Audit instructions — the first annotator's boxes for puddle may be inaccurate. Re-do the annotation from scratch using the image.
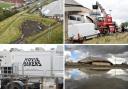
[65,68,88,80]
[65,68,128,89]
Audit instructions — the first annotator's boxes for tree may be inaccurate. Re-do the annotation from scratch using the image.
[121,22,128,27]
[120,21,128,32]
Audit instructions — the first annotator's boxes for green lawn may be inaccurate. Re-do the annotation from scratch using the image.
[0,10,63,44]
[0,2,14,9]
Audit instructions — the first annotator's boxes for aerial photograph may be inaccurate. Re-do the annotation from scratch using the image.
[65,45,128,89]
[65,0,128,44]
[0,44,63,89]
[0,0,63,44]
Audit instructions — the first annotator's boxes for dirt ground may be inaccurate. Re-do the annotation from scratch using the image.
[21,20,47,37]
[65,77,128,89]
[12,20,47,44]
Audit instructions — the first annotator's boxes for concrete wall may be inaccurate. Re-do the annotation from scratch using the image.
[92,62,111,66]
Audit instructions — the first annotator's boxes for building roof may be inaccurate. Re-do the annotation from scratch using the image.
[65,0,83,6]
[65,0,91,12]
[79,56,112,64]
[41,0,63,16]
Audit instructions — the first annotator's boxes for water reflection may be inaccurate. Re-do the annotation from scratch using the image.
[107,69,128,81]
[65,68,128,89]
[65,68,128,81]
[65,68,88,80]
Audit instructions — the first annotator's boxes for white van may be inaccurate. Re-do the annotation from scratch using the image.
[68,15,84,24]
[68,23,100,41]
[68,15,100,41]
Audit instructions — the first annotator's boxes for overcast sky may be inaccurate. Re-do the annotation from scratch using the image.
[75,0,128,25]
[0,44,59,51]
[65,45,128,63]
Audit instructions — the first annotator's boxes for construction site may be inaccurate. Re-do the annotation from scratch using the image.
[65,0,128,44]
[0,45,64,89]
[0,0,63,44]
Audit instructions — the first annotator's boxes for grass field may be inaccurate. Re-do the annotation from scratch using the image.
[25,23,63,44]
[84,32,128,44]
[0,9,63,44]
[0,0,63,44]
[0,2,14,9]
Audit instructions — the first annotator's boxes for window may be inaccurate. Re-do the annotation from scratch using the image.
[97,17,104,21]
[1,67,13,77]
[69,16,76,20]
[77,17,81,21]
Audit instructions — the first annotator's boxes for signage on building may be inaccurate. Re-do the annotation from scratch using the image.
[23,58,42,66]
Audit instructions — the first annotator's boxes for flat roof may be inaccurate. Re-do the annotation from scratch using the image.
[41,0,63,16]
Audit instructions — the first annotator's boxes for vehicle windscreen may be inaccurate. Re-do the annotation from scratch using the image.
[69,16,76,20]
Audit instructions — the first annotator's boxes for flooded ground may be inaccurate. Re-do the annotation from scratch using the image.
[65,68,128,89]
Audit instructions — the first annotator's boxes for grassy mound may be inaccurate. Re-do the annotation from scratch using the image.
[0,11,57,43]
[25,23,63,44]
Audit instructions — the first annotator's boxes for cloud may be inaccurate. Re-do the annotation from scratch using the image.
[65,51,71,58]
[65,45,128,60]
[75,0,128,24]
[115,52,128,58]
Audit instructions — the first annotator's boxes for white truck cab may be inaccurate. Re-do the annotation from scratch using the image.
[68,14,100,42]
[68,15,85,24]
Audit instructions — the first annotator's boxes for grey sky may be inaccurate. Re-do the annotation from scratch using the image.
[65,45,128,59]
[75,0,128,25]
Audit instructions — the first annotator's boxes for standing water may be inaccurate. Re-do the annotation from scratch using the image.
[65,68,128,89]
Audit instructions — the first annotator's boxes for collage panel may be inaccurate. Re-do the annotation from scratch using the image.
[65,45,128,89]
[0,44,64,89]
[65,0,128,44]
[1,0,128,89]
[0,0,63,44]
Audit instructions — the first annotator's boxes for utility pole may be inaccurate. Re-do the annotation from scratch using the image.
[48,25,52,41]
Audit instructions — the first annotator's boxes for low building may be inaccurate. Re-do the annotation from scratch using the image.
[41,0,63,21]
[65,0,90,14]
[78,56,113,66]
[91,60,112,66]
[1,0,24,6]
